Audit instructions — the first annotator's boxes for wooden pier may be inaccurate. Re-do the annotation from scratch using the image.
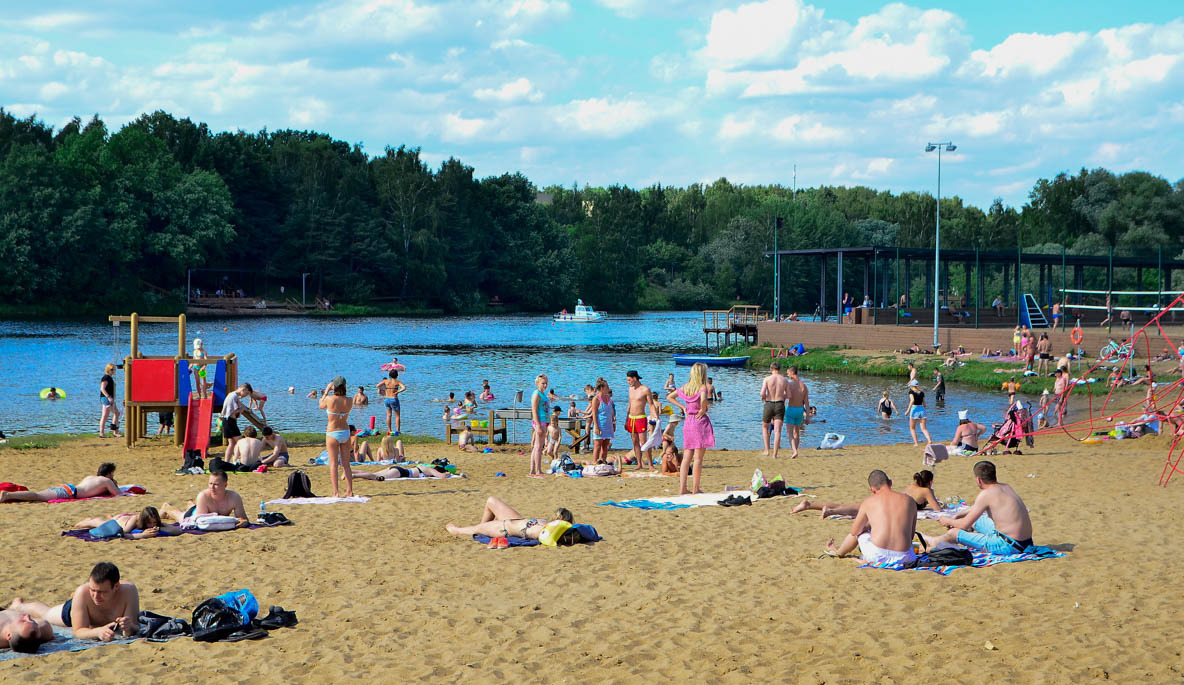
[701,305,766,351]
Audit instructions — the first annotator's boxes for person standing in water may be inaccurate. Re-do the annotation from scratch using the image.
[667,362,714,495]
[529,374,551,476]
[319,376,354,498]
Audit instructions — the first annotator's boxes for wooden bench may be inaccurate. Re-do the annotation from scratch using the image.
[443,410,506,445]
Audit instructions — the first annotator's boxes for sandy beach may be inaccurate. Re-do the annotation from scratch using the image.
[2,431,1182,683]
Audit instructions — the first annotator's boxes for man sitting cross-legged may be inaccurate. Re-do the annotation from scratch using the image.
[160,470,250,529]
[12,562,139,642]
[823,469,918,564]
[0,462,121,503]
[921,460,1034,554]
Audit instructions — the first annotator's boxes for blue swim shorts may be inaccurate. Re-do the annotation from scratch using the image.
[785,406,805,426]
[384,397,400,411]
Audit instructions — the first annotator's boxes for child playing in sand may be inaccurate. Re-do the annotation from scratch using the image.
[659,443,682,475]
[458,425,477,452]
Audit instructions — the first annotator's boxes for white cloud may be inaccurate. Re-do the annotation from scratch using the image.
[473,77,541,103]
[699,0,826,70]
[289,97,330,126]
[441,112,491,141]
[552,97,659,138]
[962,32,1089,78]
[771,114,844,144]
[38,81,68,100]
[718,113,755,139]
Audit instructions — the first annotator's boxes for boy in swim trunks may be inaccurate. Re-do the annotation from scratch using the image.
[260,426,289,466]
[0,462,121,502]
[625,370,660,470]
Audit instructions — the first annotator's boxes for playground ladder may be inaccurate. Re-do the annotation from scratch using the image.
[1021,293,1049,328]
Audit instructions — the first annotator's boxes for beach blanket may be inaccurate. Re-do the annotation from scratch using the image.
[47,485,147,504]
[0,626,136,661]
[472,535,539,547]
[599,491,752,509]
[266,496,369,505]
[621,471,671,478]
[859,546,1064,575]
[61,524,268,543]
[826,505,969,521]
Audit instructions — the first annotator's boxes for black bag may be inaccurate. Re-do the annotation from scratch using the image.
[137,610,191,640]
[910,548,974,568]
[192,599,244,642]
[559,455,581,473]
[282,470,315,499]
[181,450,204,471]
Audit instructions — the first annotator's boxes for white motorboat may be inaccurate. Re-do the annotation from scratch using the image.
[553,300,606,323]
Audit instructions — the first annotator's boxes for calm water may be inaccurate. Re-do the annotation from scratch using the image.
[0,312,1016,448]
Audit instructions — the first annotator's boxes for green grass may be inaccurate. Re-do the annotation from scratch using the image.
[0,433,93,450]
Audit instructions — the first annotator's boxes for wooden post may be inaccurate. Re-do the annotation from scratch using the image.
[129,312,139,359]
[124,355,133,449]
[178,313,187,358]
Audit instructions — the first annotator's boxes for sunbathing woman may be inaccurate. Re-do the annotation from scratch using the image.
[72,506,181,540]
[445,496,572,540]
[905,470,941,511]
[354,464,452,480]
[790,499,859,519]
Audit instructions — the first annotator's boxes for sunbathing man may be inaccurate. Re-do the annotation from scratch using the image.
[259,426,289,466]
[0,462,120,503]
[445,496,573,540]
[823,470,918,564]
[921,460,1034,554]
[354,463,453,480]
[161,471,250,529]
[0,601,54,653]
[13,562,140,642]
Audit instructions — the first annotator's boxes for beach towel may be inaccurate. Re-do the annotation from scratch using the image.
[0,626,137,661]
[265,496,369,505]
[472,535,539,547]
[46,485,147,504]
[600,492,751,509]
[62,525,268,542]
[859,546,1063,575]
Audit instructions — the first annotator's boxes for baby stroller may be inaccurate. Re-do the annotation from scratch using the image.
[984,402,1035,455]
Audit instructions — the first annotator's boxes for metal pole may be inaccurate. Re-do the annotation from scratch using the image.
[975,248,980,329]
[774,217,781,320]
[187,270,191,306]
[1107,246,1113,336]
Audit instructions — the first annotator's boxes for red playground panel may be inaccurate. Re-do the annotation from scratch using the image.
[130,359,176,403]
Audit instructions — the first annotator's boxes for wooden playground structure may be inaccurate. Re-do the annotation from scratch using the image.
[111,313,264,450]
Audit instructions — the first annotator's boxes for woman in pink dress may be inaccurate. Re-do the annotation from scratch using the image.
[666,362,714,495]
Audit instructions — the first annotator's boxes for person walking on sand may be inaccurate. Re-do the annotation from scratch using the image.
[760,361,789,457]
[529,374,551,476]
[625,370,659,470]
[823,470,917,563]
[784,366,810,458]
[99,363,121,438]
[906,380,932,446]
[320,376,354,498]
[377,370,406,436]
[668,362,714,495]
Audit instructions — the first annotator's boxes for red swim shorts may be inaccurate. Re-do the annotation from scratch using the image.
[625,416,648,434]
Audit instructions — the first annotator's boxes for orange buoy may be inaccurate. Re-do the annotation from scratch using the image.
[1070,327,1083,345]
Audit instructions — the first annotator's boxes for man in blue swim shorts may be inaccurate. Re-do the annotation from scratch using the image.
[784,366,810,459]
[921,460,1036,554]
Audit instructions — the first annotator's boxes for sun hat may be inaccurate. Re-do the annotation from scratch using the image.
[957,410,969,420]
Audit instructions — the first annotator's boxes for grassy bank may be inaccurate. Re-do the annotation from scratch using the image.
[0,432,443,450]
[0,433,93,450]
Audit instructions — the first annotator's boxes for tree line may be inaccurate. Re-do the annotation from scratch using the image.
[1,108,1182,316]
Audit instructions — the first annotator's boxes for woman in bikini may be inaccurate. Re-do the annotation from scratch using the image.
[445,496,572,540]
[319,376,354,498]
[354,464,452,481]
[72,507,182,540]
[905,469,941,511]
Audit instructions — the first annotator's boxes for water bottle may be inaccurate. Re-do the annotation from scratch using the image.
[259,500,266,518]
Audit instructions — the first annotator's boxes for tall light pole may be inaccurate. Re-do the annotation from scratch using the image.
[302,272,311,308]
[925,141,957,350]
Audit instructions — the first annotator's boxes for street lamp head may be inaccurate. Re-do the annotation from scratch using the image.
[924,144,936,152]
[945,144,957,152]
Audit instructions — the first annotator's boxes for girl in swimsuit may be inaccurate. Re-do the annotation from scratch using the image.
[445,496,573,540]
[905,470,941,511]
[73,507,182,540]
[529,374,550,476]
[877,391,896,419]
[319,377,355,498]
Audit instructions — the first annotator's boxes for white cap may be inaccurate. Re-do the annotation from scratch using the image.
[957,410,969,420]
[908,380,919,386]
[1042,389,1050,395]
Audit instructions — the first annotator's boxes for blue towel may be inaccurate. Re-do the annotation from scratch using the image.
[860,546,1064,575]
[0,626,136,661]
[472,534,539,547]
[597,499,692,510]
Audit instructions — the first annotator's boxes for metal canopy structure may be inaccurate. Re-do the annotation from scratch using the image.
[762,245,1184,331]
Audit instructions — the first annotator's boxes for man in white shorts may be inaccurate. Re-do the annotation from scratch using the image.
[825,470,917,564]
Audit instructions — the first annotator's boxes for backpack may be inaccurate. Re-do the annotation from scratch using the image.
[908,548,974,568]
[282,470,315,499]
[192,598,246,642]
[559,455,581,473]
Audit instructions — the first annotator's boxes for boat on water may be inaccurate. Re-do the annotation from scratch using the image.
[554,300,606,323]
[672,354,750,367]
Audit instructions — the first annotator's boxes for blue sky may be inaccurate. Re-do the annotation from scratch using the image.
[1,0,1182,208]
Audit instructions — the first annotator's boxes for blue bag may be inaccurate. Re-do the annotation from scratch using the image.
[89,519,124,539]
[213,589,259,626]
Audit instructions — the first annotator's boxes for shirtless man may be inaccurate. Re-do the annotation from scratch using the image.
[352,386,369,407]
[949,410,987,453]
[259,426,289,466]
[784,366,810,458]
[0,462,120,502]
[624,370,660,471]
[0,602,53,653]
[161,471,250,529]
[376,370,406,436]
[1036,333,1052,375]
[1052,369,1071,426]
[1050,302,1062,330]
[13,562,139,641]
[760,361,789,458]
[230,426,263,468]
[824,470,917,564]
[921,461,1035,554]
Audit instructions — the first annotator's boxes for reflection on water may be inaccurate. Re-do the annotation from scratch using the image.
[1,312,1019,448]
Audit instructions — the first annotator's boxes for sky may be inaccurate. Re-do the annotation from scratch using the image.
[1,0,1182,208]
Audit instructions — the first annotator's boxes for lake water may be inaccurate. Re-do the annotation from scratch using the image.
[1,312,1019,448]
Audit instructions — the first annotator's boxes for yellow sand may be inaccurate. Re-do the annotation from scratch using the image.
[1,432,1182,683]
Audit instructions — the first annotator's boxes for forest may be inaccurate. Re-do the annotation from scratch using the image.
[1,108,1182,316]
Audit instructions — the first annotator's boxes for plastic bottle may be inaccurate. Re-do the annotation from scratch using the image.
[259,500,266,518]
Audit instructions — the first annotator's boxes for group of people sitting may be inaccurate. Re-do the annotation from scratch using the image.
[794,461,1034,565]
